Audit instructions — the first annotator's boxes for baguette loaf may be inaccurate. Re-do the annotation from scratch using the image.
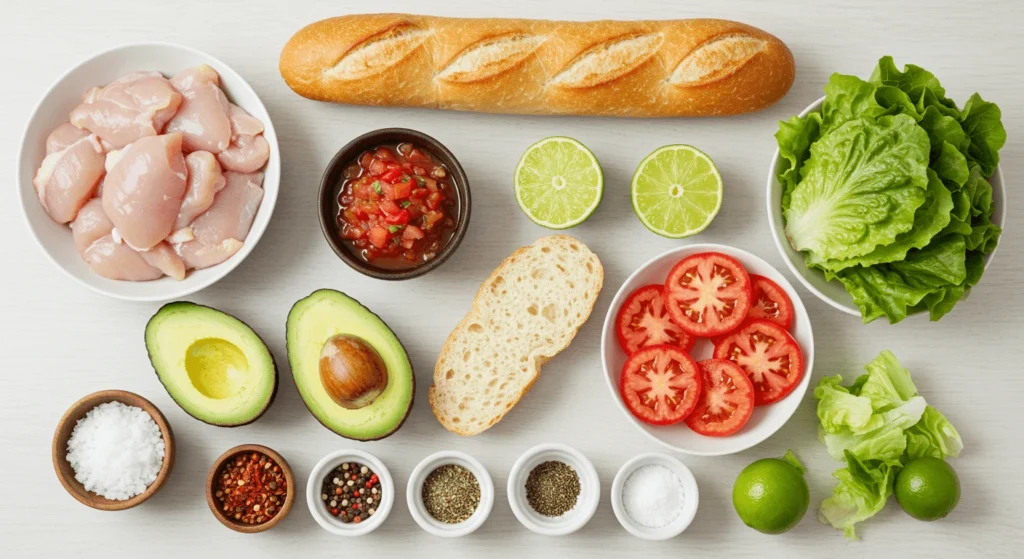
[280,14,794,117]
[429,235,603,435]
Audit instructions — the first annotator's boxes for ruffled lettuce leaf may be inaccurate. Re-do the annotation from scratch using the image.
[823,397,926,461]
[906,406,963,461]
[776,112,822,212]
[858,350,919,409]
[784,115,930,261]
[837,235,969,323]
[809,169,952,272]
[815,375,875,434]
[819,450,896,540]
[821,74,887,133]
[870,56,946,99]
[959,93,1007,177]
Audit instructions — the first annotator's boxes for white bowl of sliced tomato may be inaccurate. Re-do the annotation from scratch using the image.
[600,244,814,456]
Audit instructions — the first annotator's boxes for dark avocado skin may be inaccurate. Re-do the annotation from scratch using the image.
[286,289,414,441]
[145,301,279,428]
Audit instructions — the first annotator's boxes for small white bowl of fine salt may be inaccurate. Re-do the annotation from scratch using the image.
[611,453,699,540]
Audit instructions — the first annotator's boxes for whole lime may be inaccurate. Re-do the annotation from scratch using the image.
[895,457,960,521]
[732,452,809,534]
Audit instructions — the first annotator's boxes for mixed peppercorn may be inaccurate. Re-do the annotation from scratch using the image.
[213,451,287,526]
[320,461,382,523]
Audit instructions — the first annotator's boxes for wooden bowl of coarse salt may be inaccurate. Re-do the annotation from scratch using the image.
[52,389,175,511]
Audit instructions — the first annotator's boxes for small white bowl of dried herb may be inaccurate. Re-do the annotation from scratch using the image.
[407,450,494,537]
[306,449,394,536]
[507,443,601,536]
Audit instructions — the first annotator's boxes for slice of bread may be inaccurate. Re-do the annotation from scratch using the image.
[429,235,603,435]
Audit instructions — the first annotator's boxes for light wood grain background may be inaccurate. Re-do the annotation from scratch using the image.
[2,0,1020,556]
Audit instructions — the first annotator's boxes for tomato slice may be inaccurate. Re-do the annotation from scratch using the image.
[713,319,804,406]
[664,252,753,338]
[615,284,694,355]
[619,345,703,426]
[684,359,755,437]
[748,275,794,330]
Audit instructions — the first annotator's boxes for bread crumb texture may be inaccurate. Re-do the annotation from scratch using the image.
[429,236,603,435]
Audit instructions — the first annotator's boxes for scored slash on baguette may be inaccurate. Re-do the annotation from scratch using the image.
[429,235,603,436]
[279,14,795,117]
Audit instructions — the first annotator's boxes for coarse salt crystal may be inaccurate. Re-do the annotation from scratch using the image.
[621,464,686,529]
[66,401,165,501]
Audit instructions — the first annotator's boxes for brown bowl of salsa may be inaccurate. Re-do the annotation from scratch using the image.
[319,128,471,280]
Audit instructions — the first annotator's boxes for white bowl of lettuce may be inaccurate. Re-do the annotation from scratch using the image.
[767,57,1006,324]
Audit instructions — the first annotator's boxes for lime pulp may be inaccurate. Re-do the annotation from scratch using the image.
[514,136,603,229]
[631,145,723,238]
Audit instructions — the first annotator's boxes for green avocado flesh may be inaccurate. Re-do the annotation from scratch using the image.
[146,302,277,426]
[286,289,413,440]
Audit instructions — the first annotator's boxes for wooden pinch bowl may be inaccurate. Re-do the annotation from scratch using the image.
[206,444,296,533]
[52,389,176,511]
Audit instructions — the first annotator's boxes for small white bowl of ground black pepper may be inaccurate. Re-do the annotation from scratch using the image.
[611,453,699,540]
[306,449,394,536]
[507,443,600,536]
[407,451,494,537]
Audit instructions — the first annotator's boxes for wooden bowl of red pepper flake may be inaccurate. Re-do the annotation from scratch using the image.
[206,444,295,533]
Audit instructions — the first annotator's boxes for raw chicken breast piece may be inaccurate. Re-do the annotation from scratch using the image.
[69,72,182,149]
[167,227,195,244]
[33,134,106,224]
[139,241,186,281]
[191,171,264,245]
[175,238,243,270]
[70,198,113,254]
[102,133,188,250]
[83,235,163,281]
[176,151,226,229]
[228,104,264,137]
[165,65,232,153]
[217,134,270,173]
[46,123,90,154]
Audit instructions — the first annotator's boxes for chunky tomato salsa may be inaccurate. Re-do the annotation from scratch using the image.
[337,142,458,268]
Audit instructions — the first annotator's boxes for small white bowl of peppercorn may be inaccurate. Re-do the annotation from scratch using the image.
[407,450,494,537]
[507,443,601,536]
[306,449,394,536]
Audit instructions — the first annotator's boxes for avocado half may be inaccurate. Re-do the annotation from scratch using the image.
[286,289,414,440]
[145,302,278,427]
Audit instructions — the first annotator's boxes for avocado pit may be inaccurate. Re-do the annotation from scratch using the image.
[319,334,388,409]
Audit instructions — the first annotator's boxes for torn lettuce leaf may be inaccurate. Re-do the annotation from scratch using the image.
[814,351,962,539]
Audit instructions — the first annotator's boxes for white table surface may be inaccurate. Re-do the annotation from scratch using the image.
[3,0,1021,556]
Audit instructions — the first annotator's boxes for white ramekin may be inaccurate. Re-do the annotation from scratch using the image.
[406,451,494,537]
[306,449,394,536]
[507,443,600,536]
[610,453,699,540]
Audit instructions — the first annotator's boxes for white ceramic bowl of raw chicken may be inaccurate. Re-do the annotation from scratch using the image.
[18,42,279,302]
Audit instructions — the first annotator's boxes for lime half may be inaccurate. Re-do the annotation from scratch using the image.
[631,145,723,238]
[514,136,603,229]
